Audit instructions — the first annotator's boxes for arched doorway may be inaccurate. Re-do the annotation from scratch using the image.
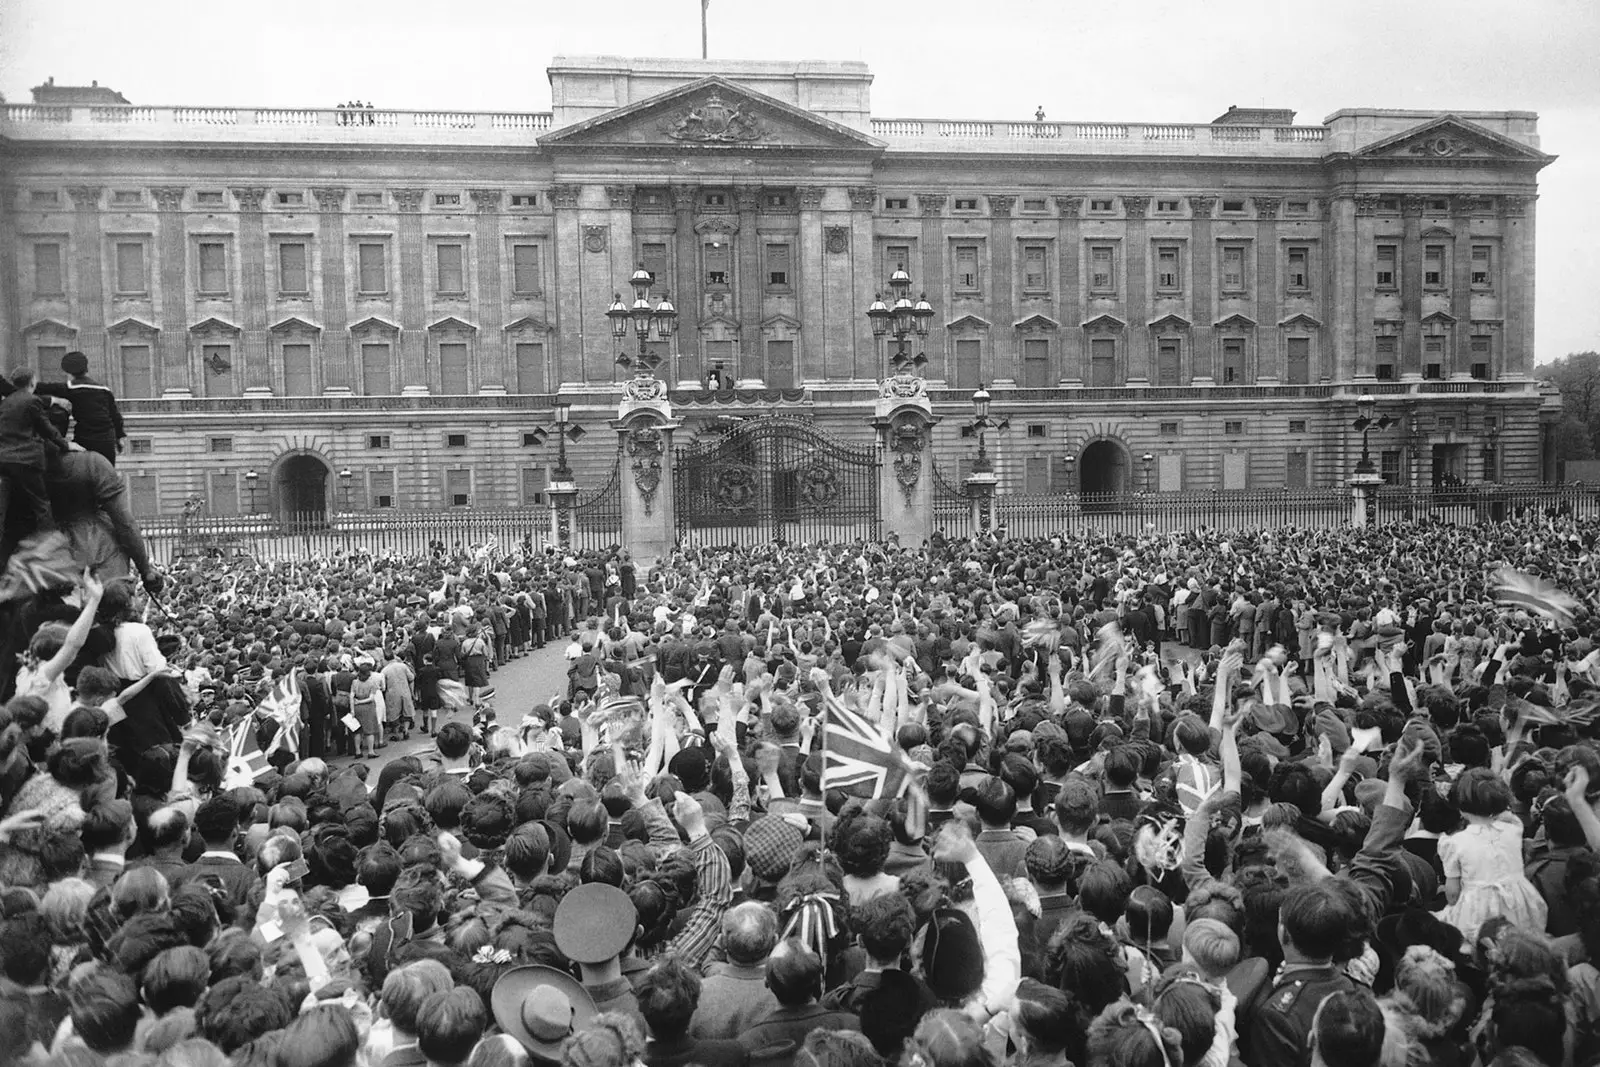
[274,454,330,526]
[1079,439,1130,503]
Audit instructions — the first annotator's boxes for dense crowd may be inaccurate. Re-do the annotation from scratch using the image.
[4,513,1600,1067]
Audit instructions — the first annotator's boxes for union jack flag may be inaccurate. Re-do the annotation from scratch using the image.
[225,714,270,786]
[821,696,913,799]
[1494,567,1580,627]
[259,672,303,759]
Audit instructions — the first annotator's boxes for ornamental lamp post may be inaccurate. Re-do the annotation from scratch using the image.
[963,383,1009,536]
[610,266,677,382]
[1349,393,1395,527]
[867,262,933,378]
[244,469,258,513]
[547,399,581,549]
[1142,452,1155,493]
[338,468,353,511]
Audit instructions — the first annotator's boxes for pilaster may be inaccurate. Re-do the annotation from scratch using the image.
[393,188,428,391]
[1188,195,1215,380]
[796,186,825,383]
[67,186,106,378]
[1354,194,1381,379]
[1055,196,1082,382]
[1400,194,1425,377]
[1502,195,1534,377]
[736,186,763,382]
[671,185,701,386]
[550,182,585,385]
[1330,195,1357,380]
[471,188,506,391]
[988,194,1016,384]
[1253,197,1280,381]
[847,186,877,379]
[151,186,189,396]
[1450,194,1472,377]
[303,186,350,390]
[918,193,948,379]
[1122,195,1150,383]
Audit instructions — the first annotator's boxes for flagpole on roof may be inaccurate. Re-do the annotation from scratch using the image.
[701,0,709,59]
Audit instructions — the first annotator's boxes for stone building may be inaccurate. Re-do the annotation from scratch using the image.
[0,56,1556,523]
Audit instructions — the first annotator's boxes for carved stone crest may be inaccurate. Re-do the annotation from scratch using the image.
[879,372,929,402]
[889,416,926,504]
[627,424,666,515]
[623,375,668,403]
[1409,135,1473,158]
[662,92,768,143]
[583,226,608,254]
[825,226,849,255]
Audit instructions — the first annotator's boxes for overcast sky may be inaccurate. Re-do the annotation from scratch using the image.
[4,0,1596,366]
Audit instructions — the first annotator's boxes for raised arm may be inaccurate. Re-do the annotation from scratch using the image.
[40,572,104,685]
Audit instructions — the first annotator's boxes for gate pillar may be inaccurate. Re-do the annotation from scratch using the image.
[616,377,678,565]
[872,373,940,548]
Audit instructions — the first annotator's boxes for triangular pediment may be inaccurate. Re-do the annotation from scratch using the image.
[1081,313,1127,331]
[1420,225,1453,239]
[428,315,477,333]
[269,315,322,334]
[698,312,740,331]
[108,316,158,336]
[1279,313,1323,330]
[539,76,885,153]
[1147,313,1192,331]
[503,316,553,333]
[1422,310,1458,326]
[189,316,240,334]
[1216,313,1258,330]
[349,315,401,334]
[761,313,801,331]
[1352,115,1553,164]
[946,314,991,331]
[21,317,76,337]
[1013,313,1059,331]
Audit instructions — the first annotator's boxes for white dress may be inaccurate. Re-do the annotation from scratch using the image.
[1439,813,1549,939]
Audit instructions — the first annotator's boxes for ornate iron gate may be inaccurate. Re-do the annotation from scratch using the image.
[674,418,880,545]
[572,453,623,551]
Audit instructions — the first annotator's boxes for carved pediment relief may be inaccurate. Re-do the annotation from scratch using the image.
[503,316,553,333]
[189,316,241,335]
[349,315,401,334]
[539,76,885,153]
[1081,313,1127,332]
[269,316,322,334]
[1352,115,1552,165]
[21,318,76,337]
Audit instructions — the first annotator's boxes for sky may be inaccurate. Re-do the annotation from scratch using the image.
[4,0,1597,367]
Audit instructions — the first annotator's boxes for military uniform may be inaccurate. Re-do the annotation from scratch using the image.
[1243,962,1357,1067]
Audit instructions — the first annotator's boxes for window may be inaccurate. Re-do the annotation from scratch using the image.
[1089,244,1116,294]
[1022,198,1048,213]
[1470,335,1492,379]
[119,344,153,398]
[1285,200,1310,217]
[1024,456,1051,494]
[209,436,233,453]
[357,242,387,294]
[1021,338,1051,388]
[1160,422,1179,436]
[1089,338,1117,386]
[1220,245,1246,292]
[515,342,545,393]
[270,241,307,294]
[1155,245,1182,291]
[1375,245,1397,288]
[1285,337,1310,384]
[1089,198,1115,213]
[704,242,729,286]
[1221,199,1246,213]
[1221,339,1244,384]
[436,243,466,295]
[355,192,384,207]
[112,190,143,207]
[1286,452,1308,488]
[360,342,392,395]
[1423,338,1444,379]
[370,470,396,509]
[1156,339,1181,385]
[1286,246,1310,290]
[282,343,313,395]
[1224,420,1244,435]
[196,191,224,206]
[766,243,791,288]
[1438,416,1457,432]
[446,433,467,448]
[439,342,469,393]
[1471,245,1492,288]
[765,193,790,209]
[367,434,392,449]
[1288,419,1307,433]
[446,469,471,508]
[276,192,304,206]
[521,468,547,506]
[1427,197,1450,213]
[954,197,979,211]
[1021,244,1049,291]
[30,190,59,206]
[704,192,727,208]
[434,193,461,207]
[202,344,234,397]
[1423,245,1445,288]
[1377,197,1400,212]
[511,243,541,295]
[885,244,912,280]
[128,438,153,455]
[128,474,159,518]
[1375,336,1396,380]
[115,242,147,294]
[954,339,982,389]
[33,243,64,296]
[1026,423,1048,439]
[510,193,537,208]
[207,473,239,517]
[1156,199,1181,213]
[885,197,910,210]
[197,241,227,294]
[954,245,980,291]
[37,346,66,374]
[638,242,668,298]
[1224,452,1249,493]
[767,340,795,390]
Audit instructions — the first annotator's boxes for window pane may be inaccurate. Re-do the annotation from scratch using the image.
[954,339,982,389]
[116,243,145,293]
[361,342,392,395]
[513,342,545,393]
[1285,337,1310,384]
[704,340,734,386]
[1157,340,1180,385]
[279,242,308,293]
[198,242,227,293]
[203,344,235,397]
[439,342,469,393]
[436,243,465,293]
[1021,338,1050,388]
[34,244,63,296]
[1090,246,1114,291]
[1287,248,1309,289]
[767,340,796,390]
[1221,247,1245,290]
[358,243,386,293]
[512,244,541,294]
[1089,338,1116,386]
[1156,247,1180,290]
[766,244,791,287]
[521,467,546,506]
[370,470,396,508]
[128,474,159,518]
[210,473,239,517]
[1471,245,1492,286]
[955,246,979,290]
[283,343,314,395]
[1222,340,1244,383]
[1022,245,1047,290]
[120,345,153,398]
[704,243,729,286]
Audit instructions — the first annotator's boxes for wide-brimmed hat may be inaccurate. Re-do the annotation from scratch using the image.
[491,964,596,1059]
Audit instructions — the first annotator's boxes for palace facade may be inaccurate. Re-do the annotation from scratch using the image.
[0,57,1558,520]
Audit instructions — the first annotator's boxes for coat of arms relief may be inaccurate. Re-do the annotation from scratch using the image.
[661,92,769,143]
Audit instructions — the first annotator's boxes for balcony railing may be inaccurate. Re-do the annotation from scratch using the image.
[0,104,553,143]
[869,118,1329,154]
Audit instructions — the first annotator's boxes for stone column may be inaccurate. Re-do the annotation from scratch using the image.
[1330,195,1358,380]
[1502,195,1534,377]
[918,193,948,379]
[987,195,1016,384]
[392,188,428,392]
[616,410,678,565]
[847,186,877,380]
[550,183,585,385]
[671,185,701,388]
[1253,197,1280,381]
[1450,194,1473,378]
[1123,196,1150,383]
[1188,195,1215,381]
[796,186,826,383]
[875,388,941,546]
[240,188,279,393]
[1055,196,1082,383]
[605,185,635,380]
[304,186,351,391]
[471,188,506,392]
[0,192,14,363]
[736,186,763,384]
[150,187,189,396]
[1400,194,1426,377]
[67,187,106,377]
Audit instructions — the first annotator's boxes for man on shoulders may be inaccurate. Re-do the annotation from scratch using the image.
[36,351,125,465]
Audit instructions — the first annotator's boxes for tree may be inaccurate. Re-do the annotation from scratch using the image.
[1537,352,1600,455]
[1551,415,1596,463]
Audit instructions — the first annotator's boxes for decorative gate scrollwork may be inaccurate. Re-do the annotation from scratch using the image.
[674,417,879,545]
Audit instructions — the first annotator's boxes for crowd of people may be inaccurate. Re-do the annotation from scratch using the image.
[4,510,1600,1067]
